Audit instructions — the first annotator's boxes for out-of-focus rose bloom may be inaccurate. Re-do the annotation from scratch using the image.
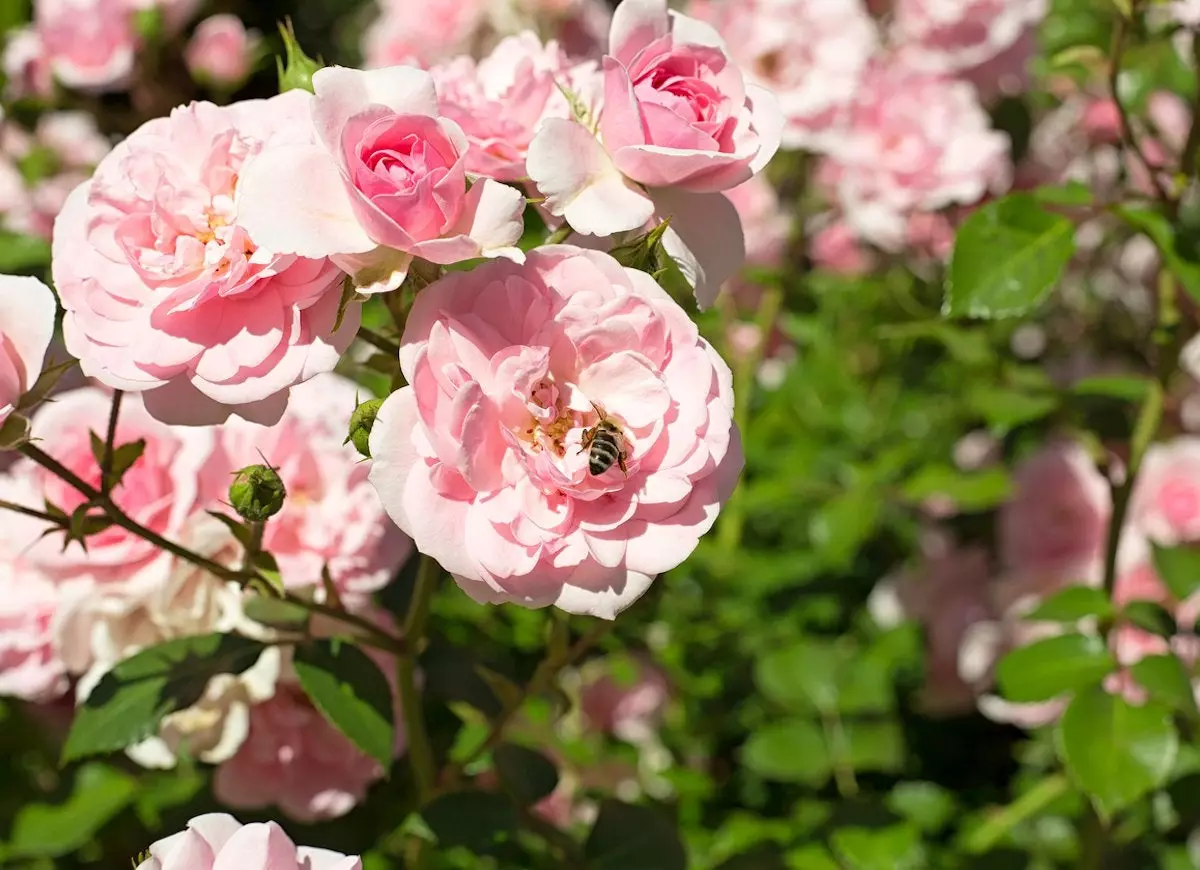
[238,66,525,296]
[431,34,571,182]
[53,92,354,426]
[1170,0,1200,27]
[213,677,400,822]
[221,374,411,603]
[185,14,258,89]
[128,0,204,33]
[809,217,874,274]
[580,656,671,741]
[34,0,139,92]
[1125,91,1190,197]
[363,0,490,68]
[529,0,782,239]
[0,275,56,426]
[820,56,1010,251]
[997,441,1110,589]
[1128,438,1200,546]
[722,176,790,267]
[890,0,1047,97]
[1080,98,1123,145]
[368,247,742,619]
[0,560,74,702]
[2,28,54,100]
[0,388,223,587]
[882,543,995,715]
[689,0,878,151]
[135,813,363,870]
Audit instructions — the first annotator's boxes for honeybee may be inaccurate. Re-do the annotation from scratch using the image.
[579,401,628,476]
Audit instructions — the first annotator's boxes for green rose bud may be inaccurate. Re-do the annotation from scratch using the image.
[229,464,287,521]
[346,398,384,459]
[276,19,323,94]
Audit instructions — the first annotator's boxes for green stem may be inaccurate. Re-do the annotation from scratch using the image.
[961,774,1070,854]
[715,284,783,555]
[357,326,402,357]
[100,390,124,496]
[545,222,574,245]
[400,555,440,802]
[242,520,265,572]
[15,443,408,655]
[0,498,65,525]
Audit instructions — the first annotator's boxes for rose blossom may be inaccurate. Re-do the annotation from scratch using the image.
[1127,438,1200,546]
[0,274,56,427]
[821,54,1010,251]
[889,0,1047,89]
[0,387,223,587]
[33,0,138,92]
[368,247,742,619]
[220,373,412,603]
[688,0,878,151]
[135,813,362,870]
[2,27,54,100]
[185,14,259,89]
[214,674,402,822]
[237,66,526,296]
[997,441,1110,588]
[53,91,354,426]
[1169,0,1200,27]
[809,218,874,275]
[528,0,782,238]
[0,557,75,702]
[580,655,671,741]
[431,33,572,182]
[363,0,490,68]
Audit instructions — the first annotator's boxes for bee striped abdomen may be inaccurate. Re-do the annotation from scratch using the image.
[588,427,624,475]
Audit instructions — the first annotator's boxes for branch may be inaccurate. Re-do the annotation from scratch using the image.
[399,555,440,801]
[1109,12,1176,210]
[99,390,124,496]
[357,326,402,357]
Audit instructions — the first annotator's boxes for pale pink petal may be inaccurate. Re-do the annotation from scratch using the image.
[311,65,439,156]
[651,187,746,308]
[211,822,299,870]
[609,0,670,66]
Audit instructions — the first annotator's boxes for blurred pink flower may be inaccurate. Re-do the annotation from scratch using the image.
[368,247,743,619]
[221,374,412,603]
[34,0,139,92]
[1170,0,1200,27]
[185,14,258,89]
[809,217,875,275]
[580,656,671,741]
[722,176,791,268]
[53,92,354,426]
[0,564,73,702]
[820,55,1010,251]
[213,677,402,822]
[1128,438,1200,546]
[0,274,56,427]
[2,27,54,100]
[890,0,1047,97]
[431,34,571,182]
[135,813,362,870]
[997,441,1110,588]
[363,0,489,68]
[689,0,878,151]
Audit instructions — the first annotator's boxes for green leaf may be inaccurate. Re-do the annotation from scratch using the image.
[1116,205,1200,304]
[995,633,1116,702]
[423,790,519,855]
[0,230,51,273]
[886,782,957,833]
[585,800,687,870]
[106,439,146,490]
[1123,601,1177,639]
[62,633,267,762]
[293,637,395,769]
[843,720,904,772]
[1027,586,1116,622]
[493,743,559,806]
[242,594,310,629]
[1129,655,1200,714]
[1032,181,1095,206]
[1152,544,1200,602]
[1071,376,1152,402]
[901,465,1013,512]
[740,720,830,785]
[944,193,1076,319]
[6,764,136,858]
[967,387,1058,435]
[204,510,255,549]
[829,826,926,870]
[755,641,839,711]
[16,359,76,413]
[1057,685,1179,820]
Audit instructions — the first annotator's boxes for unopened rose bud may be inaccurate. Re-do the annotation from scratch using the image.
[229,464,286,521]
[346,397,384,458]
[608,219,672,273]
[186,15,258,90]
[276,19,322,94]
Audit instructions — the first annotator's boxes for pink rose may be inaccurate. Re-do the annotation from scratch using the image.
[0,387,223,588]
[1129,438,1200,546]
[363,0,490,68]
[185,14,258,89]
[889,0,1047,87]
[580,656,671,741]
[431,34,571,182]
[0,562,73,702]
[237,66,526,295]
[213,680,400,822]
[2,27,54,100]
[809,218,874,275]
[135,813,362,870]
[220,374,411,603]
[1171,0,1200,26]
[35,0,139,92]
[0,275,56,426]
[997,441,1110,587]
[368,247,742,619]
[821,55,1010,251]
[53,92,353,426]
[689,0,878,151]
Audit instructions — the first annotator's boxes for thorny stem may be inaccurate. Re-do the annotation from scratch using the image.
[400,555,440,803]
[0,498,66,525]
[12,442,407,655]
[99,390,123,496]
